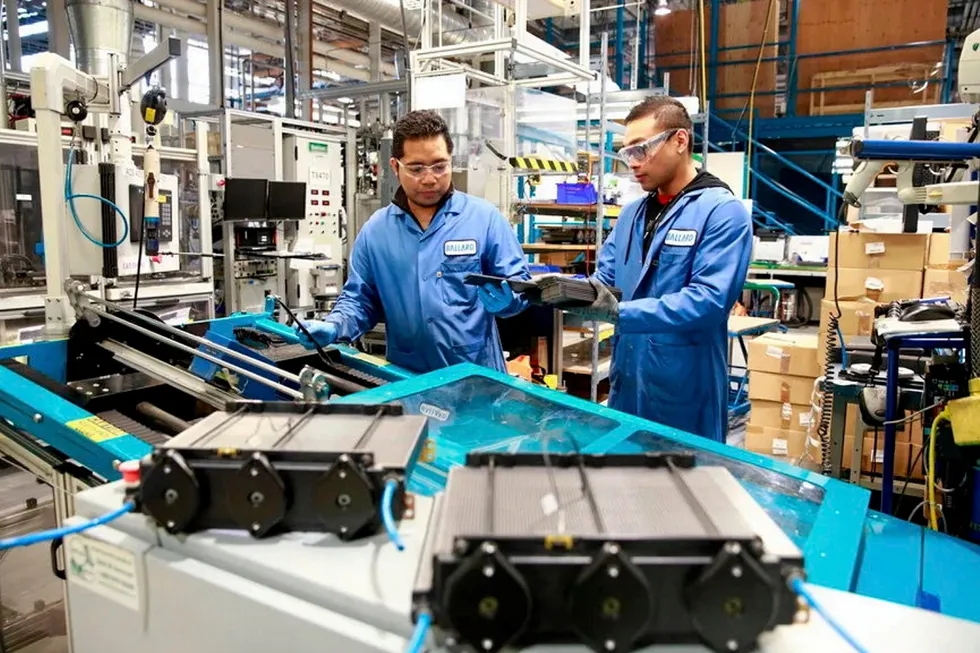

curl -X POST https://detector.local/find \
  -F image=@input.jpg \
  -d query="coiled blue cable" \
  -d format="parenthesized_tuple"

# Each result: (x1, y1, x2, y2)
(0, 502, 135, 551)
(65, 149, 131, 248)
(381, 479, 405, 551)
(790, 577, 870, 653)
(405, 612, 432, 653)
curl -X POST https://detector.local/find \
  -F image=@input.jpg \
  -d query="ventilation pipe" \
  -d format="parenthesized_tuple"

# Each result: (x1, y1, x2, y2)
(65, 0, 134, 76)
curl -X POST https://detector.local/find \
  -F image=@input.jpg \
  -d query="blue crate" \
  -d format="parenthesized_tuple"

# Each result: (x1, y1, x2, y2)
(556, 182, 597, 204)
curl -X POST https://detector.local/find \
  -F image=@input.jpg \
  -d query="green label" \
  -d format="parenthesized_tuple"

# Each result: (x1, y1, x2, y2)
(308, 142, 329, 152)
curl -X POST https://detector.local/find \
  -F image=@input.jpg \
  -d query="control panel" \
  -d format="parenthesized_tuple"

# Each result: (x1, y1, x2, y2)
(283, 136, 345, 309)
(66, 162, 181, 278)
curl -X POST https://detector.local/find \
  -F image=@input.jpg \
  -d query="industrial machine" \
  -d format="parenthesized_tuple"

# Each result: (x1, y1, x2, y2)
(283, 134, 346, 311)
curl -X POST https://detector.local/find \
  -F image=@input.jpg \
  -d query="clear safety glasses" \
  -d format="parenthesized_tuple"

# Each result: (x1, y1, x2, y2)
(397, 160, 452, 178)
(616, 128, 682, 165)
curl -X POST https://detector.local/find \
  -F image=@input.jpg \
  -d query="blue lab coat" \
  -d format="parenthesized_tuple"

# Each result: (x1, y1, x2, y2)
(594, 173, 752, 442)
(325, 190, 530, 374)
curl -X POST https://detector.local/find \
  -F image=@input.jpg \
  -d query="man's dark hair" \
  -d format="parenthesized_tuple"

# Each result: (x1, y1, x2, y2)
(624, 97, 694, 155)
(392, 110, 454, 159)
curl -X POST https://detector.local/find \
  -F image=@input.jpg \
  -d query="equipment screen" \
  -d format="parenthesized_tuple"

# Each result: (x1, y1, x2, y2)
(267, 181, 307, 220)
(223, 177, 269, 220)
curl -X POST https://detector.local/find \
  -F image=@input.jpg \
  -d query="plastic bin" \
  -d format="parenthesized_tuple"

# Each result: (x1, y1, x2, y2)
(557, 182, 597, 205)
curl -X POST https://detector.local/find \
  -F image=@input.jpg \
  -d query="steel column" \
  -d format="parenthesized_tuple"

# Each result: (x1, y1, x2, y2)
(638, 11, 648, 87)
(591, 31, 609, 405)
(708, 0, 720, 109)
(283, 0, 297, 118)
(786, 0, 800, 116)
(4, 0, 22, 71)
(298, 0, 313, 119)
(47, 0, 71, 58)
(615, 3, 625, 87)
(206, 0, 225, 106)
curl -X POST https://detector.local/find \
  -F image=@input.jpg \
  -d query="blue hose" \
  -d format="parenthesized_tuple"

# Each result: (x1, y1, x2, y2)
(790, 578, 870, 653)
(0, 502, 135, 551)
(405, 612, 432, 653)
(381, 479, 405, 551)
(65, 149, 131, 248)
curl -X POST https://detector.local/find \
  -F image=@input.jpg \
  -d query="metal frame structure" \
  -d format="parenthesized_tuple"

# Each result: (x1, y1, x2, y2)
(0, 124, 217, 322)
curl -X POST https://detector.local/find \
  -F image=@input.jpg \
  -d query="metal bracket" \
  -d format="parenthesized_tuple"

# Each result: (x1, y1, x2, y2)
(299, 365, 331, 401)
(119, 36, 183, 92)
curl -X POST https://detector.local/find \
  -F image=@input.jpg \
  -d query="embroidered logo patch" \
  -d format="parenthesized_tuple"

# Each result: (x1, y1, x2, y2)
(444, 239, 478, 256)
(664, 229, 697, 247)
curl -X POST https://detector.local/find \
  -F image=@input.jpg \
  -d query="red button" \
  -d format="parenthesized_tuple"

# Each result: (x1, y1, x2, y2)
(119, 460, 141, 484)
(311, 189, 319, 195)
(311, 199, 319, 205)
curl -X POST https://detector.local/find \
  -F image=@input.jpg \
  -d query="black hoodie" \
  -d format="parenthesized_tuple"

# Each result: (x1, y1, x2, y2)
(642, 170, 733, 257)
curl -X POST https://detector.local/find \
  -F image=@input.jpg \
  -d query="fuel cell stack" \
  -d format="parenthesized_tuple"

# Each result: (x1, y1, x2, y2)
(131, 401, 427, 540)
(412, 452, 805, 653)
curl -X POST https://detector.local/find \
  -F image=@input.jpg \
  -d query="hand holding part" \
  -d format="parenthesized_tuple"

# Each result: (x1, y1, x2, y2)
(568, 280, 620, 323)
(295, 320, 338, 349)
(478, 280, 522, 315)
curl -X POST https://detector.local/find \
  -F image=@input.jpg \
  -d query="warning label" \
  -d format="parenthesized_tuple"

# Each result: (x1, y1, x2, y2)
(66, 534, 140, 611)
(65, 417, 128, 443)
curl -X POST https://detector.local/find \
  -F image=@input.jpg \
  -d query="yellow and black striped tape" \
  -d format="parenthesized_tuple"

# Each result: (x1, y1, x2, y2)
(508, 157, 578, 173)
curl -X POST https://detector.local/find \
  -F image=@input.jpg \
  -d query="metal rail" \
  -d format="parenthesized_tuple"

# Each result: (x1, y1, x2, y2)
(76, 294, 302, 385)
(87, 307, 305, 400)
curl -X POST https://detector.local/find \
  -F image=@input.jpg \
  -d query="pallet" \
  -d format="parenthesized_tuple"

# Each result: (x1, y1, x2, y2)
(809, 63, 941, 116)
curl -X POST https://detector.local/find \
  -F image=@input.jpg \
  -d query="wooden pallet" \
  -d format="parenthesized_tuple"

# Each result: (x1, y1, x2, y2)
(809, 63, 941, 116)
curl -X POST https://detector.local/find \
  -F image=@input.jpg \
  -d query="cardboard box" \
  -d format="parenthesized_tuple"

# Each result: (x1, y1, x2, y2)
(923, 268, 969, 304)
(749, 400, 815, 432)
(840, 436, 923, 479)
(825, 267, 923, 303)
(829, 232, 928, 271)
(745, 424, 814, 461)
(748, 372, 817, 405)
(747, 333, 821, 378)
(927, 233, 969, 270)
(818, 298, 877, 337)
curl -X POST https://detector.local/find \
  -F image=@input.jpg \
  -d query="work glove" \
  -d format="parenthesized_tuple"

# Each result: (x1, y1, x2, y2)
(296, 320, 338, 349)
(567, 280, 620, 323)
(478, 280, 522, 316)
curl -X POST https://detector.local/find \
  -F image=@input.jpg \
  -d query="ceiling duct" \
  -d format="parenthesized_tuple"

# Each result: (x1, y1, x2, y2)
(324, 0, 491, 45)
(65, 0, 134, 76)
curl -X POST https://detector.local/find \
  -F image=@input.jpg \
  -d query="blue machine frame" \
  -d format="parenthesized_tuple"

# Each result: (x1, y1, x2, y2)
(0, 313, 413, 480)
(3, 331, 978, 622)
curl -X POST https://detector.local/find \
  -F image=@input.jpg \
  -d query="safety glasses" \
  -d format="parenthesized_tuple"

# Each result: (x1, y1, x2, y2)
(616, 128, 682, 165)
(397, 160, 452, 178)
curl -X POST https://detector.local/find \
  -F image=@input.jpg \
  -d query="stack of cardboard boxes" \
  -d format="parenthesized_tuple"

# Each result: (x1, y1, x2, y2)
(816, 230, 931, 480)
(819, 231, 928, 367)
(745, 333, 822, 464)
(923, 232, 970, 303)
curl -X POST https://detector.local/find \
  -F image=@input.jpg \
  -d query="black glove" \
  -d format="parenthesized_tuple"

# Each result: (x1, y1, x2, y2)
(567, 279, 620, 323)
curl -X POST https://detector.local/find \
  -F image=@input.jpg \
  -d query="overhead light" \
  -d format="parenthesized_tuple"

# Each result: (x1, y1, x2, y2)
(654, 0, 671, 17)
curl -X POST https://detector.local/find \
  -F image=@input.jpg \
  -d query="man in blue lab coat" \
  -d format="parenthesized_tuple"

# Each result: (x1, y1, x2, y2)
(296, 110, 530, 374)
(567, 97, 753, 442)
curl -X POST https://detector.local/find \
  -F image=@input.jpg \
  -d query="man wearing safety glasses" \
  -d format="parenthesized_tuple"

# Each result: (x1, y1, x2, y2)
(295, 110, 530, 374)
(565, 97, 753, 443)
